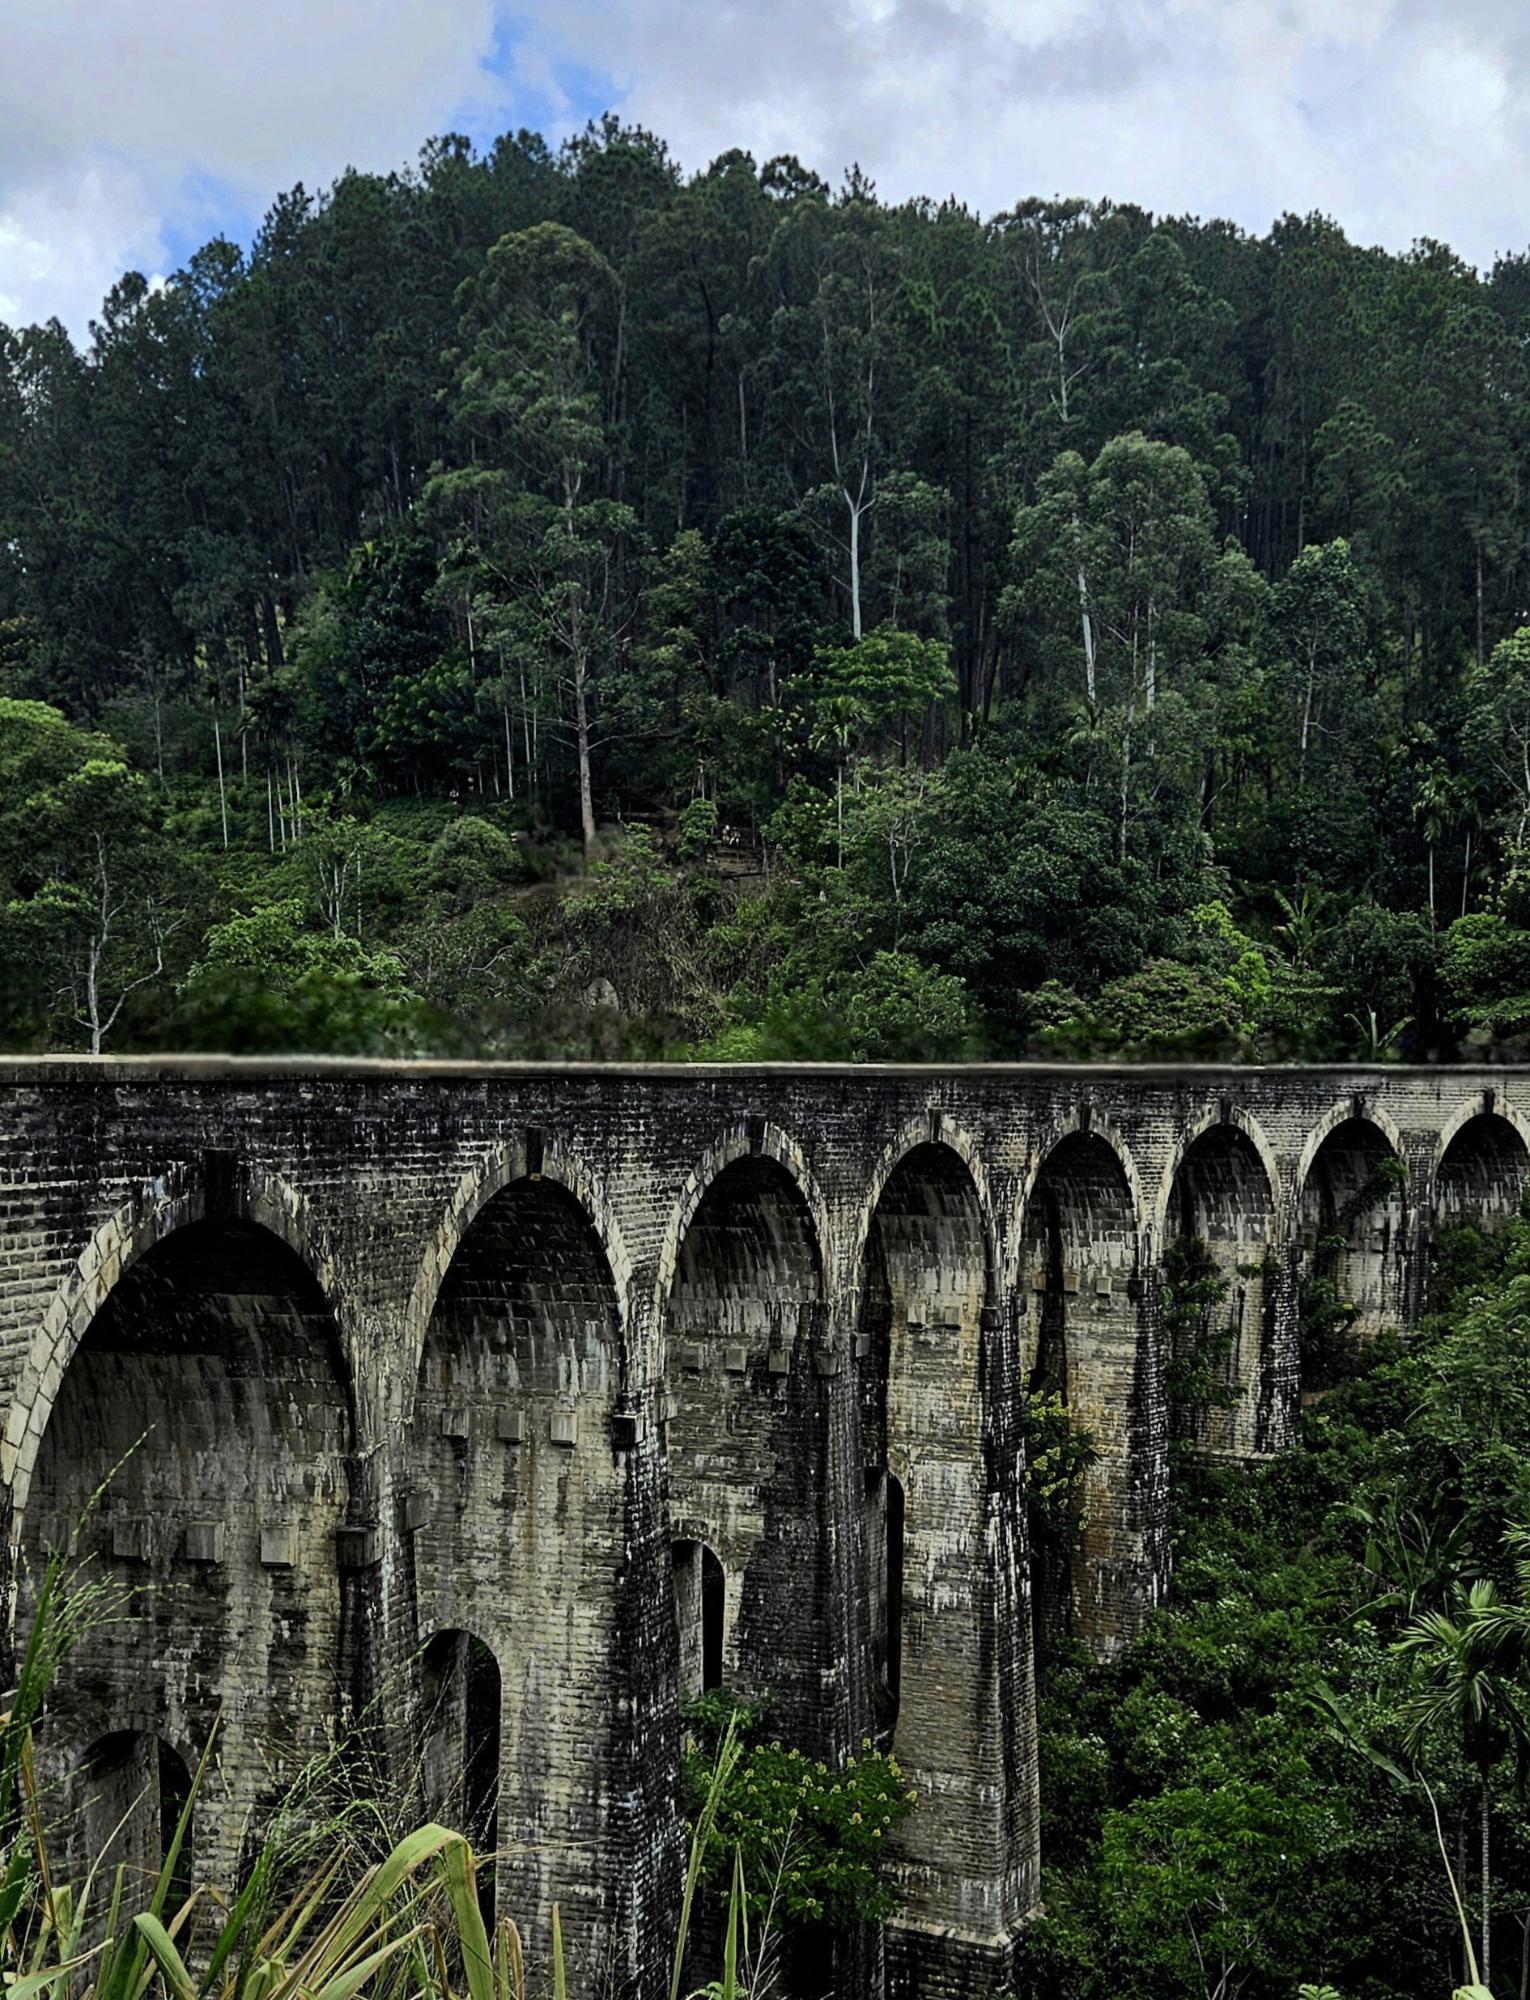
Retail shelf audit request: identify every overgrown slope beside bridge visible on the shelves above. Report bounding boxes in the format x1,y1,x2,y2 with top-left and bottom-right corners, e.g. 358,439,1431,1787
2,1058,1524,1996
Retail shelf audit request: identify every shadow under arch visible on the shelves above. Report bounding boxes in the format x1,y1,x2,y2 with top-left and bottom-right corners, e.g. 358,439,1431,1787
402,1141,635,1420
4,1164,350,1542
19,1204,355,1887
1160,1113,1279,1459
651,1122,835,1340
1019,1125,1153,1656
660,1141,828,1748
409,1170,627,1976
850,1116,999,1316
856,1136,1036,1950
1434,1101,1530,1237
1296,1108,1408,1365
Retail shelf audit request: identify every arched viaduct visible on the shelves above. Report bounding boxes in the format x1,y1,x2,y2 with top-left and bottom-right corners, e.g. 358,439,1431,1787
2,1056,1526,1996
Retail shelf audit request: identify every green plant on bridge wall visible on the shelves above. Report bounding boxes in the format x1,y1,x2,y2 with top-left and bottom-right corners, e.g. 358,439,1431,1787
680,1690,915,1929
1021,1390,1100,1560
1301,1154,1409,1389
1161,1235,1236,1437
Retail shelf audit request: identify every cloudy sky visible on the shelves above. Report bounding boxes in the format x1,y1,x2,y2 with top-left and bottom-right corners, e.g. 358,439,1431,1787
5,0,1530,338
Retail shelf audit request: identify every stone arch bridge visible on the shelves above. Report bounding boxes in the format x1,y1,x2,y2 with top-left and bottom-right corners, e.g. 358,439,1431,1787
2,1057,1526,1996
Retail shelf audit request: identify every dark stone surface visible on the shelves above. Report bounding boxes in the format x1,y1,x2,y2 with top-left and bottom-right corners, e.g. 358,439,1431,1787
3,1056,1526,1994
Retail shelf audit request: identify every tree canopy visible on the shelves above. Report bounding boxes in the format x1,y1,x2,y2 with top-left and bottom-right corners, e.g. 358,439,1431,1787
6,120,1530,1058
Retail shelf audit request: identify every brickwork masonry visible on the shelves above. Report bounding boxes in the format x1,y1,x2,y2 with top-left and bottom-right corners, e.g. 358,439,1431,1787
3,1058,1528,1996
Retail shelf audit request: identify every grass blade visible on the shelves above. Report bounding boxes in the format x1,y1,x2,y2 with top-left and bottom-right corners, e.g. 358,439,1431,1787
132,1914,197,2000
439,1838,494,2000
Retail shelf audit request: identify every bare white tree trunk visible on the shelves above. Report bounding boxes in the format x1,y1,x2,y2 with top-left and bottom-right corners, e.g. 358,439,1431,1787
1076,561,1096,704
213,713,229,849
847,488,864,639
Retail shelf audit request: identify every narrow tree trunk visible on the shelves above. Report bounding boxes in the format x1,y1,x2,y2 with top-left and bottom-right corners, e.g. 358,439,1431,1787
1463,829,1473,917
1483,1777,1492,1993
574,649,597,858
1076,560,1096,705
847,491,864,639
213,713,229,849
86,935,102,1056
1477,542,1487,672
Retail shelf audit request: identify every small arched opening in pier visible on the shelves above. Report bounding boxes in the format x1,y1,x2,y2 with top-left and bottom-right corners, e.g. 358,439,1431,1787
671,1540,726,1700
68,1731,194,1906
663,1152,824,1739
419,1629,501,1907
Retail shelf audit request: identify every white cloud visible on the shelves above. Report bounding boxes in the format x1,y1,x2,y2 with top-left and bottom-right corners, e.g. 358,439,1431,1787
9,0,1530,337
524,0,1530,264
0,0,509,336
0,160,169,331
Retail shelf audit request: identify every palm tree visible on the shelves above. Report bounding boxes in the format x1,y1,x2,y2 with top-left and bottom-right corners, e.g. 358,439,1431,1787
810,694,871,869
1414,761,1456,929
1271,882,1333,969
1398,1579,1530,1992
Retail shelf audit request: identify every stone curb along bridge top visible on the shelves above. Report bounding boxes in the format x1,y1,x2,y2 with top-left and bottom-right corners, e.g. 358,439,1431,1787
3,1057,1527,1997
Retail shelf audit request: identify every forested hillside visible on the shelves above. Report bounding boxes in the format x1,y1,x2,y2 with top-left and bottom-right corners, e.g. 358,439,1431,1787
6,118,1530,1059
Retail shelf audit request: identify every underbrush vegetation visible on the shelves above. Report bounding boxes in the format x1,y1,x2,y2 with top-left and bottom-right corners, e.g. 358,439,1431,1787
0,1573,909,2000
1016,1208,1530,2000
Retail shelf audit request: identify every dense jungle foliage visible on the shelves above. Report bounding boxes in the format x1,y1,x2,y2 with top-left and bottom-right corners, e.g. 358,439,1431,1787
9,118,1530,1057
1015,1213,1530,2000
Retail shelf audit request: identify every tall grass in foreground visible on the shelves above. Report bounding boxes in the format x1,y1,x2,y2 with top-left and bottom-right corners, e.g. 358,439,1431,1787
0,1550,777,2000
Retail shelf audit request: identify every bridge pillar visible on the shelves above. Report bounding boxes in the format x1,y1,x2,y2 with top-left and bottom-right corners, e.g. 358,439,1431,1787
1256,1244,1302,1455
861,1145,1040,1994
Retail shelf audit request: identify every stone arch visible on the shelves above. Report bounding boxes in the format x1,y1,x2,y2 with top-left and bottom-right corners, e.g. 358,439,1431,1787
1294,1098,1408,1205
660,1143,827,1746
652,1122,834,1340
1296,1108,1408,1361
1160,1115,1279,1458
1012,1110,1147,1276
1433,1100,1530,1235
404,1140,634,1414
851,1116,999,1318
5,1164,348,1536
19,1200,354,1886
1153,1104,1283,1247
410,1171,625,1969
1019,1126,1150,1652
